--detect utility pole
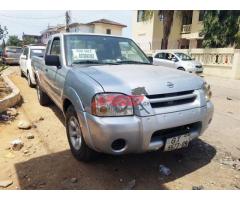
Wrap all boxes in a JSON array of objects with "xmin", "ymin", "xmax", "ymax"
[{"xmin": 65, "ymin": 11, "xmax": 71, "ymax": 32}]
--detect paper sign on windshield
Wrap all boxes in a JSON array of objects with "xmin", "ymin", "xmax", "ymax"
[{"xmin": 72, "ymin": 49, "xmax": 98, "ymax": 61}]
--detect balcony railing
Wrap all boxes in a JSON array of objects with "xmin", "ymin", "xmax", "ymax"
[{"xmin": 182, "ymin": 24, "xmax": 191, "ymax": 34}]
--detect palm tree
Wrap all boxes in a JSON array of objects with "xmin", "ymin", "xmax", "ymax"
[
  {"xmin": 141, "ymin": 10, "xmax": 192, "ymax": 49},
  {"xmin": 141, "ymin": 10, "xmax": 174, "ymax": 49}
]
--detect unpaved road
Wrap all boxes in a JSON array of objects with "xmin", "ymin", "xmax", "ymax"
[{"xmin": 0, "ymin": 66, "xmax": 240, "ymax": 190}]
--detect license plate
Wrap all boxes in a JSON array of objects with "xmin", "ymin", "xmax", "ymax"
[{"xmin": 164, "ymin": 133, "xmax": 190, "ymax": 151}]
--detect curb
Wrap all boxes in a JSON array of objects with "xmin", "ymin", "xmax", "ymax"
[{"xmin": 0, "ymin": 75, "xmax": 21, "ymax": 113}]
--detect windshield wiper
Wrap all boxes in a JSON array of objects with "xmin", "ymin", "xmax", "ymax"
[{"xmin": 116, "ymin": 60, "xmax": 151, "ymax": 65}]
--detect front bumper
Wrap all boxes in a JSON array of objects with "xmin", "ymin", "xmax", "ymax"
[
  {"xmin": 187, "ymin": 67, "xmax": 203, "ymax": 73},
  {"xmin": 80, "ymin": 102, "xmax": 214, "ymax": 155}
]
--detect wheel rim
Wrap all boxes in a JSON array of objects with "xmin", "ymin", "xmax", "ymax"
[{"xmin": 68, "ymin": 116, "xmax": 82, "ymax": 150}]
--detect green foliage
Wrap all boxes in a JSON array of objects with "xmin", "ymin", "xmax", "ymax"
[
  {"xmin": 6, "ymin": 35, "xmax": 22, "ymax": 47},
  {"xmin": 202, "ymin": 11, "xmax": 240, "ymax": 48},
  {"xmin": 23, "ymin": 37, "xmax": 37, "ymax": 45},
  {"xmin": 0, "ymin": 25, "xmax": 8, "ymax": 40}
]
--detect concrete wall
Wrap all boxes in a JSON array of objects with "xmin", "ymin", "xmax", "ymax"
[
  {"xmin": 132, "ymin": 11, "xmax": 154, "ymax": 51},
  {"xmin": 149, "ymin": 48, "xmax": 240, "ymax": 80}
]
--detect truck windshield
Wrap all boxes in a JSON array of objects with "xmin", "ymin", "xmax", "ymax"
[
  {"xmin": 175, "ymin": 53, "xmax": 192, "ymax": 61},
  {"xmin": 64, "ymin": 35, "xmax": 150, "ymax": 66}
]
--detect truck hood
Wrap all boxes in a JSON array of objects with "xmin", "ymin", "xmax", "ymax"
[{"xmin": 77, "ymin": 64, "xmax": 204, "ymax": 95}]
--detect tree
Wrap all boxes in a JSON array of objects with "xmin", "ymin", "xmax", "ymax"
[
  {"xmin": 6, "ymin": 35, "xmax": 22, "ymax": 47},
  {"xmin": 141, "ymin": 10, "xmax": 174, "ymax": 49},
  {"xmin": 22, "ymin": 37, "xmax": 36, "ymax": 45},
  {"xmin": 0, "ymin": 25, "xmax": 8, "ymax": 49},
  {"xmin": 201, "ymin": 11, "xmax": 240, "ymax": 48}
]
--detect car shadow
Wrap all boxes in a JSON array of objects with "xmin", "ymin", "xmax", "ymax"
[
  {"xmin": 14, "ymin": 100, "xmax": 217, "ymax": 189},
  {"xmin": 14, "ymin": 130, "xmax": 216, "ymax": 189}
]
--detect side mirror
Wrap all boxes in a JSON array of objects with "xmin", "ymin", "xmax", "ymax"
[
  {"xmin": 45, "ymin": 55, "xmax": 61, "ymax": 67},
  {"xmin": 148, "ymin": 56, "xmax": 153, "ymax": 63}
]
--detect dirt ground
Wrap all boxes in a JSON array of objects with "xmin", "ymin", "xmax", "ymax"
[{"xmin": 0, "ymin": 66, "xmax": 239, "ymax": 190}]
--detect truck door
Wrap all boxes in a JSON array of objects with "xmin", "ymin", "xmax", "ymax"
[{"xmin": 44, "ymin": 37, "xmax": 61, "ymax": 105}]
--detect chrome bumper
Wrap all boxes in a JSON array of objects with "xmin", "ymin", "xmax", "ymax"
[{"xmin": 79, "ymin": 102, "xmax": 214, "ymax": 155}]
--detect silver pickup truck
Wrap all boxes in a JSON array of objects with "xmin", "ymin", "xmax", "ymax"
[{"xmin": 32, "ymin": 33, "xmax": 214, "ymax": 161}]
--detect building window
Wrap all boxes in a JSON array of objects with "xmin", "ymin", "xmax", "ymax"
[
  {"xmin": 106, "ymin": 29, "xmax": 111, "ymax": 35},
  {"xmin": 199, "ymin": 11, "xmax": 205, "ymax": 21},
  {"xmin": 197, "ymin": 39, "xmax": 203, "ymax": 48},
  {"xmin": 137, "ymin": 10, "xmax": 146, "ymax": 22},
  {"xmin": 182, "ymin": 11, "xmax": 193, "ymax": 25}
]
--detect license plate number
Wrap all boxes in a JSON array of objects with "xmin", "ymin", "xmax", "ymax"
[{"xmin": 164, "ymin": 133, "xmax": 190, "ymax": 151}]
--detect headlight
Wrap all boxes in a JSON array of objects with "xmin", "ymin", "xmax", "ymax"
[
  {"xmin": 91, "ymin": 93, "xmax": 134, "ymax": 116},
  {"xmin": 202, "ymin": 82, "xmax": 212, "ymax": 101}
]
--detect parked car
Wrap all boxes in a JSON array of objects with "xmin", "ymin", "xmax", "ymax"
[
  {"xmin": 2, "ymin": 46, "xmax": 22, "ymax": 65},
  {"xmin": 153, "ymin": 51, "xmax": 203, "ymax": 73},
  {"xmin": 19, "ymin": 45, "xmax": 45, "ymax": 87},
  {"xmin": 32, "ymin": 33, "xmax": 213, "ymax": 161}
]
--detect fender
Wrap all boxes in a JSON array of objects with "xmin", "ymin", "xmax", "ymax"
[{"xmin": 62, "ymin": 87, "xmax": 96, "ymax": 149}]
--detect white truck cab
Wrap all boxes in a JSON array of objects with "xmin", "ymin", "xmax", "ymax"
[{"xmin": 19, "ymin": 45, "xmax": 45, "ymax": 87}]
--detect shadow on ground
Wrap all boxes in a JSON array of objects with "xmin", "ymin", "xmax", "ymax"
[
  {"xmin": 14, "ymin": 96, "xmax": 217, "ymax": 189},
  {"xmin": 15, "ymin": 138, "xmax": 216, "ymax": 189}
]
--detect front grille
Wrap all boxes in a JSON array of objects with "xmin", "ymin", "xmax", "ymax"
[
  {"xmin": 150, "ymin": 122, "xmax": 202, "ymax": 143},
  {"xmin": 195, "ymin": 65, "xmax": 202, "ymax": 68},
  {"xmin": 146, "ymin": 90, "xmax": 194, "ymax": 99},
  {"xmin": 147, "ymin": 90, "xmax": 196, "ymax": 108}
]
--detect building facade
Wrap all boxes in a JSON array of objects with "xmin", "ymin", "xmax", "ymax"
[
  {"xmin": 40, "ymin": 19, "xmax": 127, "ymax": 44},
  {"xmin": 132, "ymin": 11, "xmax": 205, "ymax": 51}
]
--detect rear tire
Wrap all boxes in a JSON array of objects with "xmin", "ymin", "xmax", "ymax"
[
  {"xmin": 27, "ymin": 72, "xmax": 34, "ymax": 88},
  {"xmin": 66, "ymin": 105, "xmax": 97, "ymax": 162},
  {"xmin": 20, "ymin": 70, "xmax": 24, "ymax": 77},
  {"xmin": 36, "ymin": 82, "xmax": 51, "ymax": 106}
]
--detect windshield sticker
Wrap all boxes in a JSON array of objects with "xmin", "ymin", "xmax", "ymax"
[{"xmin": 72, "ymin": 49, "xmax": 98, "ymax": 61}]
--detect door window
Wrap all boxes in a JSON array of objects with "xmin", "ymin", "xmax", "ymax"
[
  {"xmin": 155, "ymin": 53, "xmax": 165, "ymax": 59},
  {"xmin": 50, "ymin": 38, "xmax": 60, "ymax": 56},
  {"xmin": 23, "ymin": 48, "xmax": 29, "ymax": 58}
]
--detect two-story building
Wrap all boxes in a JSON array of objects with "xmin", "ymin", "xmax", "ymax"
[
  {"xmin": 132, "ymin": 10, "xmax": 205, "ymax": 51},
  {"xmin": 40, "ymin": 19, "xmax": 127, "ymax": 44}
]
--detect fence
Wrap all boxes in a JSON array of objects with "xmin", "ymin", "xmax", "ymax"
[{"xmin": 146, "ymin": 48, "xmax": 240, "ymax": 80}]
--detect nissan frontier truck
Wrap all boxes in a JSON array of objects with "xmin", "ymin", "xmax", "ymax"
[{"xmin": 31, "ymin": 33, "xmax": 213, "ymax": 161}]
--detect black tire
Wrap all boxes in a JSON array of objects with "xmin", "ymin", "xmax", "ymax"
[
  {"xmin": 20, "ymin": 70, "xmax": 24, "ymax": 77},
  {"xmin": 177, "ymin": 67, "xmax": 185, "ymax": 71},
  {"xmin": 66, "ymin": 105, "xmax": 97, "ymax": 162},
  {"xmin": 36, "ymin": 82, "xmax": 51, "ymax": 106},
  {"xmin": 27, "ymin": 72, "xmax": 34, "ymax": 88}
]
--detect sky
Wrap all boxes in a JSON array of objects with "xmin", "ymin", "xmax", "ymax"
[{"xmin": 0, "ymin": 10, "xmax": 132, "ymax": 41}]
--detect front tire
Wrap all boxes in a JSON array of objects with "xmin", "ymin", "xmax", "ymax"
[
  {"xmin": 36, "ymin": 82, "xmax": 51, "ymax": 106},
  {"xmin": 66, "ymin": 105, "xmax": 96, "ymax": 161}
]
